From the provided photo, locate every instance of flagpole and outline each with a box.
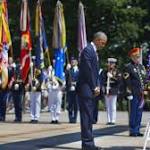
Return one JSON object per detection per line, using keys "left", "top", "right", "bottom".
{"left": 9, "top": 45, "right": 13, "bottom": 58}
{"left": 45, "top": 48, "right": 51, "bottom": 66}
{"left": 65, "top": 47, "right": 70, "bottom": 64}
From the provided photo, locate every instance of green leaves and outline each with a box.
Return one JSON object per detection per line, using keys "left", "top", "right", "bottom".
{"left": 7, "top": 0, "right": 150, "bottom": 67}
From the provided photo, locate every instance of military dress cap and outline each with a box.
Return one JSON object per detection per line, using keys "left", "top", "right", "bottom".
{"left": 128, "top": 47, "right": 141, "bottom": 57}
{"left": 107, "top": 57, "right": 117, "bottom": 63}
{"left": 70, "top": 56, "right": 77, "bottom": 61}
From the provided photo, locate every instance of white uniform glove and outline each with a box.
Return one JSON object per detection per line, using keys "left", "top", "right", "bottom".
{"left": 66, "top": 64, "right": 71, "bottom": 70}
{"left": 107, "top": 72, "right": 113, "bottom": 78}
{"left": 127, "top": 95, "right": 133, "bottom": 101}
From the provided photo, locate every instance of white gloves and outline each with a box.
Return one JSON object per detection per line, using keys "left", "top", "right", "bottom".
{"left": 107, "top": 72, "right": 113, "bottom": 78}
{"left": 66, "top": 64, "right": 71, "bottom": 70}
{"left": 127, "top": 95, "right": 133, "bottom": 101}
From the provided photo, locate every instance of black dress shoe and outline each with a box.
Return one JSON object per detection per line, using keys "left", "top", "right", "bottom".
{"left": 106, "top": 122, "right": 115, "bottom": 125}
{"left": 14, "top": 119, "right": 22, "bottom": 123}
{"left": 30, "top": 120, "right": 38, "bottom": 123}
{"left": 51, "top": 120, "right": 55, "bottom": 124}
{"left": 30, "top": 120, "right": 35, "bottom": 123}
{"left": 93, "top": 146, "right": 101, "bottom": 150}
{"left": 137, "top": 133, "right": 143, "bottom": 137}
{"left": 55, "top": 120, "right": 60, "bottom": 124}
{"left": 0, "top": 118, "right": 5, "bottom": 122}
{"left": 92, "top": 121, "right": 97, "bottom": 124}
{"left": 129, "top": 133, "right": 137, "bottom": 137}
{"left": 69, "top": 120, "right": 76, "bottom": 123}
{"left": 110, "top": 122, "right": 115, "bottom": 125}
{"left": 34, "top": 120, "right": 38, "bottom": 123}
{"left": 82, "top": 146, "right": 101, "bottom": 150}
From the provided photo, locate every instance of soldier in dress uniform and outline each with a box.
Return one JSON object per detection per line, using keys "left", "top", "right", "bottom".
{"left": 29, "top": 67, "right": 42, "bottom": 123}
{"left": 101, "top": 57, "right": 121, "bottom": 125}
{"left": 47, "top": 67, "right": 64, "bottom": 124}
{"left": 123, "top": 47, "right": 147, "bottom": 136}
{"left": 11, "top": 59, "right": 24, "bottom": 122}
{"left": 66, "top": 57, "right": 79, "bottom": 123}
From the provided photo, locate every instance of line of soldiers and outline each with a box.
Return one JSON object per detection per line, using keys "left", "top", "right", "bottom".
{"left": 0, "top": 47, "right": 148, "bottom": 139}
{"left": 0, "top": 56, "right": 80, "bottom": 124}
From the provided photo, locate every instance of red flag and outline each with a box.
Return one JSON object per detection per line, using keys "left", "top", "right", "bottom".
{"left": 20, "top": 0, "right": 32, "bottom": 82}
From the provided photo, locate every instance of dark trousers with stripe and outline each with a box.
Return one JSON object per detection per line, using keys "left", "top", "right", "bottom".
{"left": 129, "top": 95, "right": 143, "bottom": 134}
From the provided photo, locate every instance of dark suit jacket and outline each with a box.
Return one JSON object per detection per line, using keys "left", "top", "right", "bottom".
{"left": 77, "top": 43, "right": 100, "bottom": 98}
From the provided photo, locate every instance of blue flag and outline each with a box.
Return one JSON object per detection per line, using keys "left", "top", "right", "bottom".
{"left": 54, "top": 48, "right": 65, "bottom": 81}
{"left": 52, "top": 1, "right": 66, "bottom": 81}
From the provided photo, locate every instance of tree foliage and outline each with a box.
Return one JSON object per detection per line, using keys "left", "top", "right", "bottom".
{"left": 7, "top": 0, "right": 150, "bottom": 67}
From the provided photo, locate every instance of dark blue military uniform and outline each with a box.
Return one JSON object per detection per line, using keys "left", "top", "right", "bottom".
{"left": 123, "top": 61, "right": 146, "bottom": 136}
{"left": 66, "top": 65, "right": 79, "bottom": 123}
{"left": 12, "top": 63, "right": 24, "bottom": 122}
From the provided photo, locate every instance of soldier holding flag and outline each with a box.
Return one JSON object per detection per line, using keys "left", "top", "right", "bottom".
{"left": 11, "top": 58, "right": 24, "bottom": 122}
{"left": 29, "top": 66, "right": 42, "bottom": 123}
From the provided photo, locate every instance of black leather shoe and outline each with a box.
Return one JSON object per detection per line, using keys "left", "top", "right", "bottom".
{"left": 137, "top": 133, "right": 143, "bottom": 137}
{"left": 82, "top": 146, "right": 101, "bottom": 150}
{"left": 55, "top": 120, "right": 60, "bottom": 124}
{"left": 129, "top": 133, "right": 143, "bottom": 137}
{"left": 14, "top": 119, "right": 22, "bottom": 123}
{"left": 106, "top": 122, "right": 115, "bottom": 125}
{"left": 129, "top": 133, "right": 137, "bottom": 137}
{"left": 0, "top": 118, "right": 5, "bottom": 122}
{"left": 93, "top": 146, "right": 101, "bottom": 150}
{"left": 30, "top": 120, "right": 38, "bottom": 123}
{"left": 51, "top": 120, "right": 55, "bottom": 124}
{"left": 69, "top": 120, "right": 76, "bottom": 123}
{"left": 34, "top": 120, "right": 38, "bottom": 123}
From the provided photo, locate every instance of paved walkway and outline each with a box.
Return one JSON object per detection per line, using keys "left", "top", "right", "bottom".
{"left": 0, "top": 111, "right": 150, "bottom": 150}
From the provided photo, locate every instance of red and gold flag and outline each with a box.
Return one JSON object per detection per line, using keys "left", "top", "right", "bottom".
{"left": 20, "top": 0, "right": 32, "bottom": 82}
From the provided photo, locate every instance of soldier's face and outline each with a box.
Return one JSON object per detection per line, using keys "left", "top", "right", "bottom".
{"left": 131, "top": 54, "right": 140, "bottom": 64}
{"left": 71, "top": 60, "right": 77, "bottom": 66}
{"left": 108, "top": 62, "right": 115, "bottom": 69}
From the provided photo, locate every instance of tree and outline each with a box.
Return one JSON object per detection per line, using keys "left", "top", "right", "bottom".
{"left": 7, "top": 0, "right": 150, "bottom": 67}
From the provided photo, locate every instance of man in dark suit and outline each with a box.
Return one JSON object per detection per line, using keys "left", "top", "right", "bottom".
{"left": 77, "top": 31, "right": 107, "bottom": 150}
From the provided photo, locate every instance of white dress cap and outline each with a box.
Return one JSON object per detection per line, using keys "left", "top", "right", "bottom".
{"left": 107, "top": 58, "right": 117, "bottom": 63}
